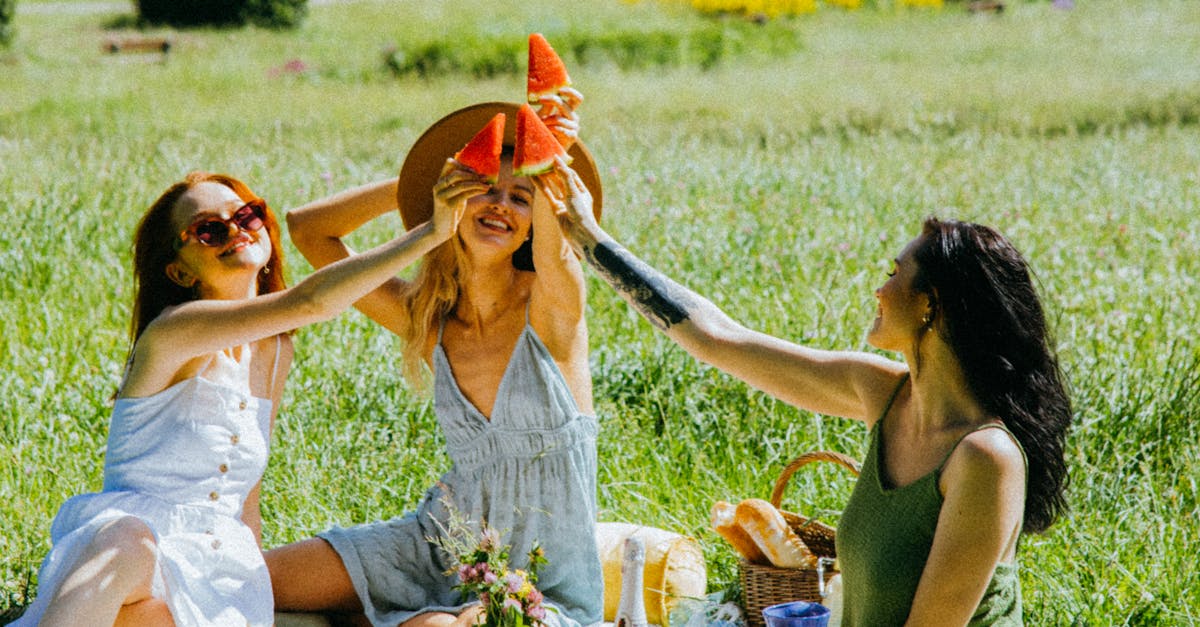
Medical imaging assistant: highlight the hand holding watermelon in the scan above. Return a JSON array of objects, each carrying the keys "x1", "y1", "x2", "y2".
[
  {"x1": 534, "y1": 87, "x2": 582, "y2": 150},
  {"x1": 535, "y1": 154, "x2": 596, "y2": 236},
  {"x1": 430, "y1": 158, "x2": 489, "y2": 240},
  {"x1": 527, "y1": 33, "x2": 581, "y2": 150}
]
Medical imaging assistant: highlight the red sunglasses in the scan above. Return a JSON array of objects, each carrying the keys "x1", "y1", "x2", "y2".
[{"x1": 176, "y1": 199, "x2": 267, "y2": 249}]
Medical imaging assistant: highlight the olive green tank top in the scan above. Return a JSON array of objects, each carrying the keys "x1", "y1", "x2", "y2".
[{"x1": 836, "y1": 374, "x2": 1024, "y2": 626}]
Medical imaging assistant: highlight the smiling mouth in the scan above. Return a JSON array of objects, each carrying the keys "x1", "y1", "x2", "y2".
[
  {"x1": 478, "y1": 216, "x2": 512, "y2": 232},
  {"x1": 220, "y1": 239, "x2": 251, "y2": 257}
]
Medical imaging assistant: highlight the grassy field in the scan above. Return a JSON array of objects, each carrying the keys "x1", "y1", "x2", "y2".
[{"x1": 3, "y1": 0, "x2": 1200, "y2": 623}]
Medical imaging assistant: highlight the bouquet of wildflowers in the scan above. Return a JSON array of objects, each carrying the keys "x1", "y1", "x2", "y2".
[{"x1": 431, "y1": 501, "x2": 555, "y2": 627}]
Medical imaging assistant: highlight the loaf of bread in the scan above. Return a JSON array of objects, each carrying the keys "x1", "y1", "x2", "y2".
[
  {"x1": 710, "y1": 500, "x2": 769, "y2": 565},
  {"x1": 734, "y1": 498, "x2": 816, "y2": 569}
]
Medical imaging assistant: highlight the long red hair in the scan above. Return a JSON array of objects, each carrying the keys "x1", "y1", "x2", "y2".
[{"x1": 128, "y1": 172, "x2": 288, "y2": 346}]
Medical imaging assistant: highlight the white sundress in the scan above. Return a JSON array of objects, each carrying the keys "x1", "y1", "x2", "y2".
[{"x1": 12, "y1": 343, "x2": 281, "y2": 626}]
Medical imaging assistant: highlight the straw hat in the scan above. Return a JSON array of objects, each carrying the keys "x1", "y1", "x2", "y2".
[{"x1": 397, "y1": 101, "x2": 603, "y2": 231}]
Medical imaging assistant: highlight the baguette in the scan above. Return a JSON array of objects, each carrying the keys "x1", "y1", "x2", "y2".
[
  {"x1": 734, "y1": 498, "x2": 817, "y2": 569},
  {"x1": 710, "y1": 500, "x2": 769, "y2": 565}
]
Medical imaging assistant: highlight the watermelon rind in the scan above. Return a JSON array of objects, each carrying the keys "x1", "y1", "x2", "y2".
[
  {"x1": 513, "y1": 159, "x2": 555, "y2": 178},
  {"x1": 512, "y1": 153, "x2": 573, "y2": 179}
]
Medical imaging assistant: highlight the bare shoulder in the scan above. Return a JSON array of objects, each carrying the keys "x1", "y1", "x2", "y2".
[
  {"x1": 946, "y1": 425, "x2": 1026, "y2": 486},
  {"x1": 856, "y1": 357, "x2": 911, "y2": 427}
]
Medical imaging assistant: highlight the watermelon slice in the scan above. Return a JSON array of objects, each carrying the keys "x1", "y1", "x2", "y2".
[
  {"x1": 526, "y1": 33, "x2": 571, "y2": 103},
  {"x1": 513, "y1": 103, "x2": 569, "y2": 178},
  {"x1": 453, "y1": 112, "x2": 506, "y2": 183}
]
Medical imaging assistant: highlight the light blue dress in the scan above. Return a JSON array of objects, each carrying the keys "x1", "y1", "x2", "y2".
[
  {"x1": 13, "y1": 343, "x2": 281, "y2": 627},
  {"x1": 319, "y1": 321, "x2": 603, "y2": 627}
]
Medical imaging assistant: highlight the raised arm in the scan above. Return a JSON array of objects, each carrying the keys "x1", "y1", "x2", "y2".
[
  {"x1": 538, "y1": 157, "x2": 905, "y2": 423},
  {"x1": 285, "y1": 177, "x2": 414, "y2": 334},
  {"x1": 128, "y1": 172, "x2": 480, "y2": 396},
  {"x1": 527, "y1": 87, "x2": 589, "y2": 364},
  {"x1": 527, "y1": 171, "x2": 587, "y2": 345}
]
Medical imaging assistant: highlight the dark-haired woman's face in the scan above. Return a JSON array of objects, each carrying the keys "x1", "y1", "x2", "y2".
[
  {"x1": 867, "y1": 235, "x2": 933, "y2": 352},
  {"x1": 167, "y1": 182, "x2": 272, "y2": 293}
]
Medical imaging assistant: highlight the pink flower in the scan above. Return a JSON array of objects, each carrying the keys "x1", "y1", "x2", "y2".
[
  {"x1": 483, "y1": 570, "x2": 499, "y2": 585},
  {"x1": 526, "y1": 588, "x2": 543, "y2": 606},
  {"x1": 480, "y1": 527, "x2": 502, "y2": 552},
  {"x1": 528, "y1": 605, "x2": 547, "y2": 621},
  {"x1": 503, "y1": 597, "x2": 522, "y2": 613},
  {"x1": 505, "y1": 571, "x2": 525, "y2": 593}
]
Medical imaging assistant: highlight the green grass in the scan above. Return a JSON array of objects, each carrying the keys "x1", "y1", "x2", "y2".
[{"x1": 3, "y1": 0, "x2": 1200, "y2": 623}]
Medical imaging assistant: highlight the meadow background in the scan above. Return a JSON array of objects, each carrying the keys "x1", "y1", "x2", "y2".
[{"x1": 3, "y1": 0, "x2": 1200, "y2": 623}]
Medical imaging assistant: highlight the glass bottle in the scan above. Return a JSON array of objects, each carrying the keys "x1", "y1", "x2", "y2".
[{"x1": 615, "y1": 535, "x2": 649, "y2": 627}]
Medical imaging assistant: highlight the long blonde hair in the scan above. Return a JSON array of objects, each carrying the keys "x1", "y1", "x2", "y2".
[{"x1": 397, "y1": 235, "x2": 470, "y2": 388}]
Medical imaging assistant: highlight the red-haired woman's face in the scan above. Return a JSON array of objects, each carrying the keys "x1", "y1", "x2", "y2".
[
  {"x1": 166, "y1": 181, "x2": 272, "y2": 294},
  {"x1": 867, "y1": 235, "x2": 934, "y2": 352}
]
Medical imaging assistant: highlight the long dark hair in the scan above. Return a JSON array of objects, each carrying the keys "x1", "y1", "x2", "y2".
[
  {"x1": 912, "y1": 217, "x2": 1071, "y2": 534},
  {"x1": 129, "y1": 172, "x2": 288, "y2": 345}
]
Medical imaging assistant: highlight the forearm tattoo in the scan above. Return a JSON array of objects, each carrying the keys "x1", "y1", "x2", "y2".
[{"x1": 586, "y1": 241, "x2": 698, "y2": 330}]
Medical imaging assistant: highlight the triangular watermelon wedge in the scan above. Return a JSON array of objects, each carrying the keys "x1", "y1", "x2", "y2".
[
  {"x1": 526, "y1": 33, "x2": 571, "y2": 103},
  {"x1": 453, "y1": 112, "x2": 506, "y2": 183},
  {"x1": 513, "y1": 103, "x2": 569, "y2": 178}
]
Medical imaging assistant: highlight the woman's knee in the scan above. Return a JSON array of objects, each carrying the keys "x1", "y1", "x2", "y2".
[{"x1": 90, "y1": 516, "x2": 158, "y2": 582}]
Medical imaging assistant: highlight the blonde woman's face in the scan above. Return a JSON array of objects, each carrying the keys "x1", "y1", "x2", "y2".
[{"x1": 460, "y1": 157, "x2": 536, "y2": 257}]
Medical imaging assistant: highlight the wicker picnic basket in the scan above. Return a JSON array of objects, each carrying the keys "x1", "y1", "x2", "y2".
[{"x1": 739, "y1": 450, "x2": 861, "y2": 627}]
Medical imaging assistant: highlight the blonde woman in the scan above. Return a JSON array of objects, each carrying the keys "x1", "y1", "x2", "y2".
[{"x1": 266, "y1": 100, "x2": 606, "y2": 627}]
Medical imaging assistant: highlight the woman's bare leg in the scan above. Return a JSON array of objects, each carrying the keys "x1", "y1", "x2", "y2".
[
  {"x1": 268, "y1": 538, "x2": 483, "y2": 627},
  {"x1": 40, "y1": 516, "x2": 167, "y2": 627},
  {"x1": 266, "y1": 537, "x2": 362, "y2": 613},
  {"x1": 401, "y1": 606, "x2": 482, "y2": 627},
  {"x1": 114, "y1": 597, "x2": 173, "y2": 627},
  {"x1": 401, "y1": 613, "x2": 457, "y2": 627}
]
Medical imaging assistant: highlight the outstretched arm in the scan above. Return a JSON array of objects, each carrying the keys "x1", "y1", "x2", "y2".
[
  {"x1": 127, "y1": 169, "x2": 480, "y2": 397},
  {"x1": 286, "y1": 177, "x2": 410, "y2": 334},
  {"x1": 537, "y1": 156, "x2": 906, "y2": 423}
]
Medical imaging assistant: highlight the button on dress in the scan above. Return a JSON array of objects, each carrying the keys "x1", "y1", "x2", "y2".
[{"x1": 14, "y1": 374, "x2": 275, "y2": 626}]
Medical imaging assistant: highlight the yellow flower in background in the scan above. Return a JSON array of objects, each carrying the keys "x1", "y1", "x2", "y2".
[
  {"x1": 663, "y1": 0, "x2": 906, "y2": 16},
  {"x1": 676, "y1": 0, "x2": 821, "y2": 15}
]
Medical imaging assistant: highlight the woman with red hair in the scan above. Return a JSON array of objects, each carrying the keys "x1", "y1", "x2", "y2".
[{"x1": 14, "y1": 170, "x2": 471, "y2": 627}]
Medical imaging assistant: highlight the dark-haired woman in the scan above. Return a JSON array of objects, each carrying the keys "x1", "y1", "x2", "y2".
[
  {"x1": 538, "y1": 157, "x2": 1071, "y2": 626},
  {"x1": 12, "y1": 171, "x2": 469, "y2": 627}
]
